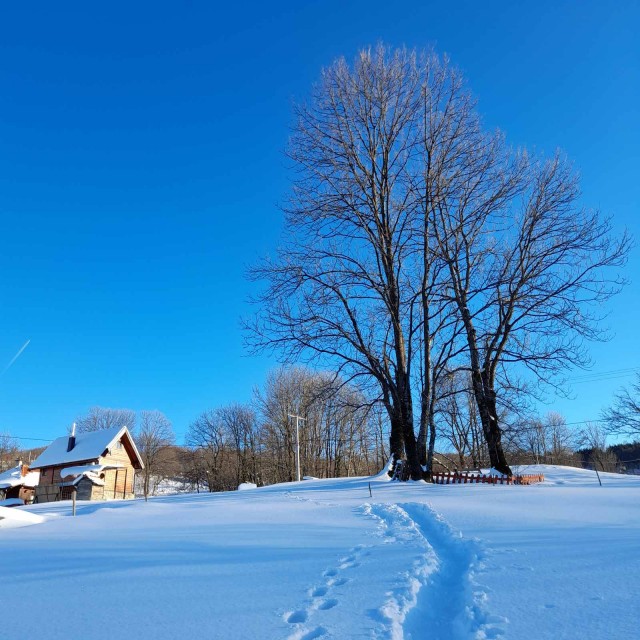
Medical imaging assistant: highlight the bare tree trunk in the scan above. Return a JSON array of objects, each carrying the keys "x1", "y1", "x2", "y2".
[
  {"x1": 463, "y1": 313, "x2": 511, "y2": 475},
  {"x1": 400, "y1": 398, "x2": 422, "y2": 480},
  {"x1": 427, "y1": 414, "x2": 437, "y2": 477},
  {"x1": 388, "y1": 411, "x2": 405, "y2": 468}
]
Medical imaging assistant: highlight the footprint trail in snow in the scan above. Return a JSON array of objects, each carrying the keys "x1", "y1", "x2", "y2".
[
  {"x1": 282, "y1": 498, "x2": 503, "y2": 640},
  {"x1": 283, "y1": 542, "x2": 370, "y2": 640}
]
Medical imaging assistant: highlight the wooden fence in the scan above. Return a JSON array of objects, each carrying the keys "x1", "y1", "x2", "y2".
[{"x1": 431, "y1": 471, "x2": 545, "y2": 485}]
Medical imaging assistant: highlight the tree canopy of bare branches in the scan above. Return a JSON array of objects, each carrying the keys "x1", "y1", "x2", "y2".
[
  {"x1": 75, "y1": 406, "x2": 136, "y2": 433},
  {"x1": 0, "y1": 432, "x2": 19, "y2": 472},
  {"x1": 602, "y1": 373, "x2": 640, "y2": 440},
  {"x1": 248, "y1": 44, "x2": 629, "y2": 478},
  {"x1": 185, "y1": 408, "x2": 230, "y2": 491},
  {"x1": 255, "y1": 367, "x2": 383, "y2": 483},
  {"x1": 137, "y1": 410, "x2": 175, "y2": 500}
]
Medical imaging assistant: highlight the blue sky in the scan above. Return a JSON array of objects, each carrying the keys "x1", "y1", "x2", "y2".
[{"x1": 0, "y1": 1, "x2": 638, "y2": 445}]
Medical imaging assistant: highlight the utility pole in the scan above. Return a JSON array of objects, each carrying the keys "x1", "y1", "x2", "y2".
[{"x1": 287, "y1": 414, "x2": 305, "y2": 482}]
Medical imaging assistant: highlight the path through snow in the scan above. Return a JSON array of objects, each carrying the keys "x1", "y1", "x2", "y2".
[{"x1": 282, "y1": 492, "x2": 495, "y2": 640}]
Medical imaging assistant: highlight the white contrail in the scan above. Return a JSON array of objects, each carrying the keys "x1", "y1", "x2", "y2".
[{"x1": 2, "y1": 339, "x2": 31, "y2": 376}]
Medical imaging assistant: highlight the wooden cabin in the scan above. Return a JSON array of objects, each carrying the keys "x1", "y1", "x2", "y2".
[
  {"x1": 0, "y1": 463, "x2": 40, "y2": 504},
  {"x1": 30, "y1": 426, "x2": 144, "y2": 503}
]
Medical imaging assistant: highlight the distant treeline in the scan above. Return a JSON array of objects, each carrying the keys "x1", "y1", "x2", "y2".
[{"x1": 3, "y1": 367, "x2": 639, "y2": 494}]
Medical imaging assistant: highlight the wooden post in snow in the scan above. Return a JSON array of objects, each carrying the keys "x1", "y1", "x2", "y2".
[{"x1": 594, "y1": 465, "x2": 602, "y2": 487}]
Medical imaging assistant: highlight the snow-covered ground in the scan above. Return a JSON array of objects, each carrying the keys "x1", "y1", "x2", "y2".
[{"x1": 1, "y1": 465, "x2": 638, "y2": 639}]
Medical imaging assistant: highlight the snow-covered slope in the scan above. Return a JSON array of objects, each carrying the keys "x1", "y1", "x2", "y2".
[{"x1": 1, "y1": 465, "x2": 638, "y2": 639}]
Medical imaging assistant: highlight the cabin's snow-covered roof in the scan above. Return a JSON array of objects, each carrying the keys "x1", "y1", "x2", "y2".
[
  {"x1": 30, "y1": 426, "x2": 138, "y2": 469},
  {"x1": 0, "y1": 465, "x2": 40, "y2": 489}
]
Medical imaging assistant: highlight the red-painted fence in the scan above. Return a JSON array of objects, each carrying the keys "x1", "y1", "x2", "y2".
[{"x1": 431, "y1": 472, "x2": 544, "y2": 485}]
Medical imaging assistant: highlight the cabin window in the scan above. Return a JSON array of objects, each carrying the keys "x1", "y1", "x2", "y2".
[{"x1": 116, "y1": 441, "x2": 123, "y2": 449}]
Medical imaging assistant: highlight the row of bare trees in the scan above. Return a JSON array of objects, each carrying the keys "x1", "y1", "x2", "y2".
[
  {"x1": 435, "y1": 400, "x2": 621, "y2": 474},
  {"x1": 183, "y1": 367, "x2": 387, "y2": 491},
  {"x1": 5, "y1": 362, "x2": 635, "y2": 497},
  {"x1": 0, "y1": 432, "x2": 20, "y2": 472},
  {"x1": 248, "y1": 45, "x2": 629, "y2": 478},
  {"x1": 1, "y1": 368, "x2": 387, "y2": 497}
]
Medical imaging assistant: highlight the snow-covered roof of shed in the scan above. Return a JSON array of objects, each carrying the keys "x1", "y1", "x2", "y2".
[
  {"x1": 0, "y1": 465, "x2": 40, "y2": 489},
  {"x1": 30, "y1": 426, "x2": 142, "y2": 469},
  {"x1": 60, "y1": 463, "x2": 123, "y2": 478},
  {"x1": 59, "y1": 473, "x2": 105, "y2": 487}
]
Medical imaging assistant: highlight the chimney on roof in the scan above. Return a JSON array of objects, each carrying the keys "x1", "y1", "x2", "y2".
[{"x1": 67, "y1": 422, "x2": 76, "y2": 452}]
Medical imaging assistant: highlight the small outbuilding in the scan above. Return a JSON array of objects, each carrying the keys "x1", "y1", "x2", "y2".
[
  {"x1": 0, "y1": 463, "x2": 40, "y2": 504},
  {"x1": 30, "y1": 425, "x2": 144, "y2": 503}
]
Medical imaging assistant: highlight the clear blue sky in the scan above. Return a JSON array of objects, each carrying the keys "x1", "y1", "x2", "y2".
[{"x1": 1, "y1": 1, "x2": 638, "y2": 445}]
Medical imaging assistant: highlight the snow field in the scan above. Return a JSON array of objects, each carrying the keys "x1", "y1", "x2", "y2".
[{"x1": 0, "y1": 465, "x2": 638, "y2": 639}]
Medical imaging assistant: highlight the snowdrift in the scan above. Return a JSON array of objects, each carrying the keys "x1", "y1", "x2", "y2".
[{"x1": 0, "y1": 505, "x2": 45, "y2": 529}]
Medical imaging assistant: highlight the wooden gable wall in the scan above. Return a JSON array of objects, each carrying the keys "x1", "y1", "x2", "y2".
[{"x1": 99, "y1": 437, "x2": 137, "y2": 499}]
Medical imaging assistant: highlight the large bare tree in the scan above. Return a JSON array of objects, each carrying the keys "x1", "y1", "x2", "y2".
[{"x1": 249, "y1": 45, "x2": 629, "y2": 478}]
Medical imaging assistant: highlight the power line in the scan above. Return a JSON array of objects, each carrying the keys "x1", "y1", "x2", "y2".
[
  {"x1": 569, "y1": 366, "x2": 640, "y2": 383},
  {"x1": 563, "y1": 419, "x2": 606, "y2": 426},
  {"x1": 3, "y1": 435, "x2": 52, "y2": 443}
]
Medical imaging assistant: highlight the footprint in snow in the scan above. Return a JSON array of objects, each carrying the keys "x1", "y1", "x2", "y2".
[
  {"x1": 317, "y1": 598, "x2": 338, "y2": 611},
  {"x1": 286, "y1": 610, "x2": 308, "y2": 624},
  {"x1": 310, "y1": 586, "x2": 328, "y2": 598},
  {"x1": 482, "y1": 627, "x2": 503, "y2": 640},
  {"x1": 299, "y1": 627, "x2": 327, "y2": 640},
  {"x1": 323, "y1": 568, "x2": 338, "y2": 577}
]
